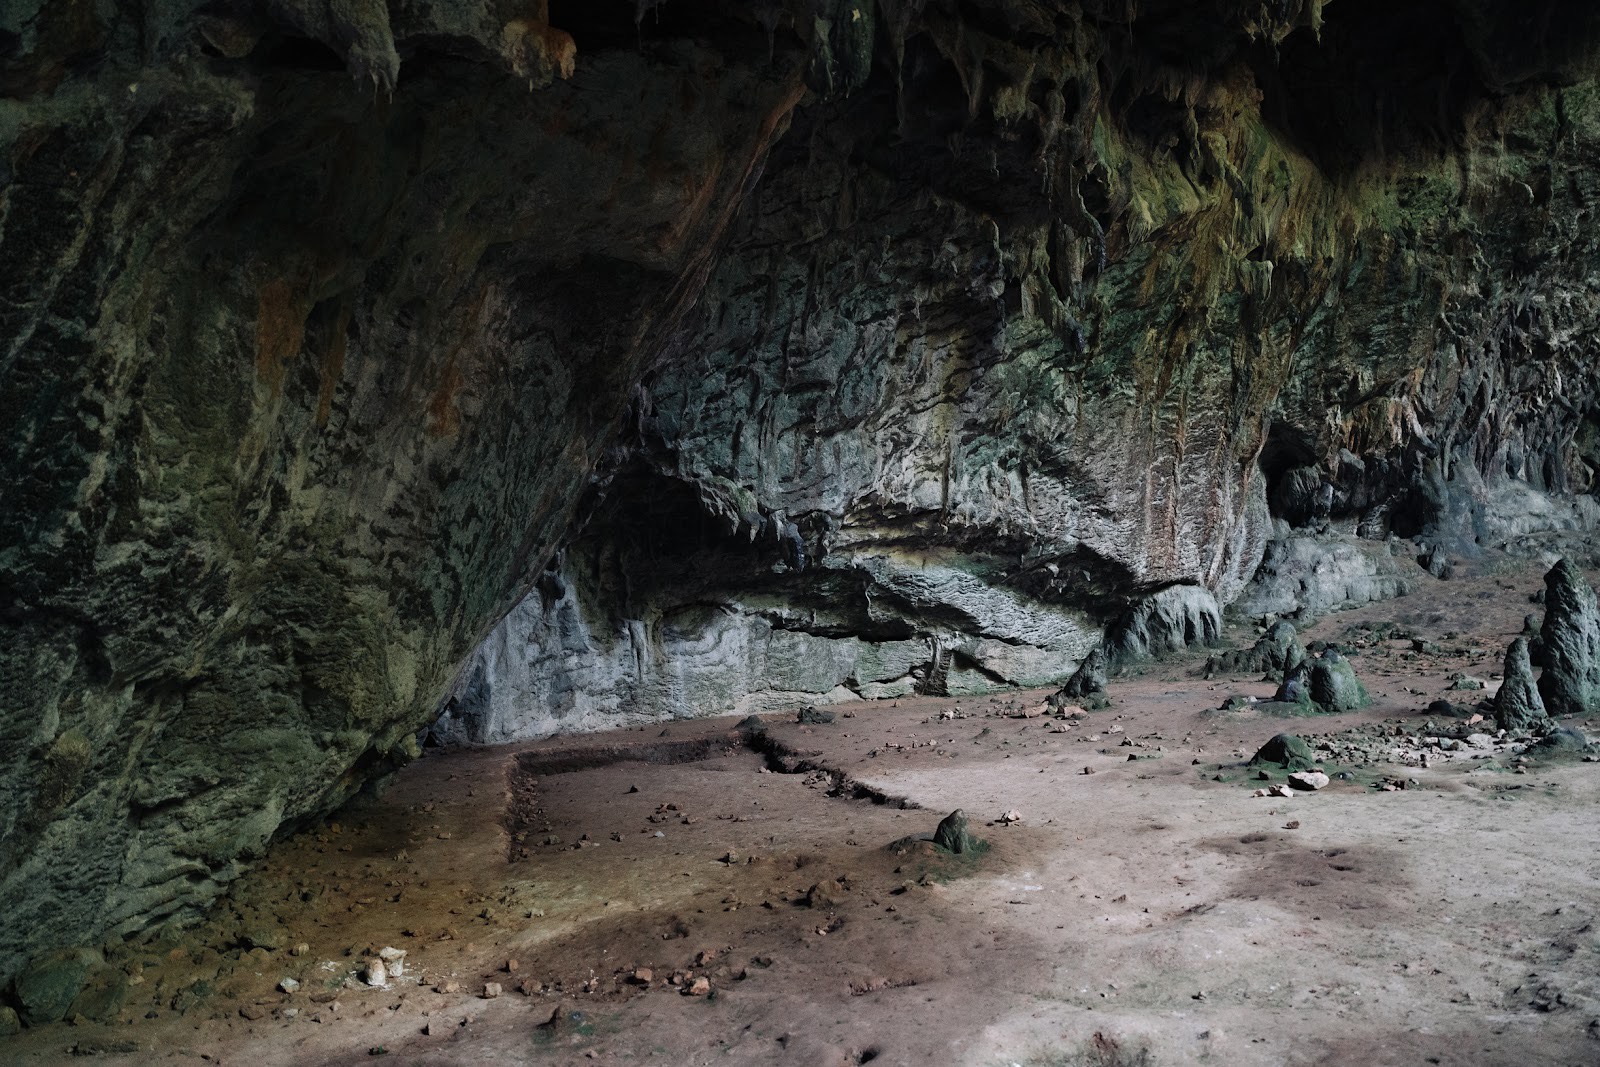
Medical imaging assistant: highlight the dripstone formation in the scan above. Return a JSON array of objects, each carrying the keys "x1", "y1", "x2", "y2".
[
  {"x1": 1495, "y1": 636, "x2": 1551, "y2": 736},
  {"x1": 1537, "y1": 559, "x2": 1600, "y2": 716},
  {"x1": 7, "y1": 0, "x2": 1600, "y2": 995}
]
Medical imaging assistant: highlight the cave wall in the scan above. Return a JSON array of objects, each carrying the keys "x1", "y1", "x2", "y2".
[
  {"x1": 0, "y1": 0, "x2": 812, "y2": 987},
  {"x1": 6, "y1": 0, "x2": 1600, "y2": 991},
  {"x1": 457, "y1": 0, "x2": 1600, "y2": 734}
]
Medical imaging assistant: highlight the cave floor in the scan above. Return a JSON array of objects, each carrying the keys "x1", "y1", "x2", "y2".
[{"x1": 10, "y1": 559, "x2": 1600, "y2": 1066}]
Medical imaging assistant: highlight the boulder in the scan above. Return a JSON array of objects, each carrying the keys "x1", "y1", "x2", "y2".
[
  {"x1": 1050, "y1": 647, "x2": 1108, "y2": 704},
  {"x1": 932, "y1": 810, "x2": 974, "y2": 855},
  {"x1": 1275, "y1": 664, "x2": 1311, "y2": 705},
  {"x1": 1309, "y1": 650, "x2": 1369, "y2": 712},
  {"x1": 1249, "y1": 734, "x2": 1319, "y2": 772},
  {"x1": 1419, "y1": 544, "x2": 1454, "y2": 579},
  {"x1": 1537, "y1": 559, "x2": 1600, "y2": 716},
  {"x1": 1495, "y1": 637, "x2": 1551, "y2": 736},
  {"x1": 1534, "y1": 726, "x2": 1593, "y2": 753},
  {"x1": 1287, "y1": 770, "x2": 1330, "y2": 790},
  {"x1": 14, "y1": 947, "x2": 101, "y2": 1027},
  {"x1": 804, "y1": 879, "x2": 849, "y2": 908},
  {"x1": 1206, "y1": 621, "x2": 1306, "y2": 681},
  {"x1": 67, "y1": 966, "x2": 130, "y2": 1024}
]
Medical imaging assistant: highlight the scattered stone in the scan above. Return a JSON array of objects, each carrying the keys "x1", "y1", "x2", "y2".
[
  {"x1": 1287, "y1": 770, "x2": 1330, "y2": 791},
  {"x1": 1249, "y1": 734, "x2": 1318, "y2": 772},
  {"x1": 434, "y1": 980, "x2": 461, "y2": 994},
  {"x1": 1496, "y1": 637, "x2": 1552, "y2": 736},
  {"x1": 378, "y1": 946, "x2": 407, "y2": 977},
  {"x1": 504, "y1": 958, "x2": 519, "y2": 973},
  {"x1": 0, "y1": 1006, "x2": 20, "y2": 1037},
  {"x1": 997, "y1": 810, "x2": 1022, "y2": 825},
  {"x1": 363, "y1": 958, "x2": 388, "y2": 988},
  {"x1": 798, "y1": 707, "x2": 836, "y2": 725},
  {"x1": 932, "y1": 809, "x2": 974, "y2": 855},
  {"x1": 631, "y1": 967, "x2": 653, "y2": 984},
  {"x1": 804, "y1": 879, "x2": 849, "y2": 909},
  {"x1": 687, "y1": 977, "x2": 711, "y2": 996},
  {"x1": 1448, "y1": 675, "x2": 1485, "y2": 691},
  {"x1": 482, "y1": 982, "x2": 503, "y2": 999},
  {"x1": 290, "y1": 943, "x2": 310, "y2": 957},
  {"x1": 279, "y1": 978, "x2": 301, "y2": 994},
  {"x1": 1538, "y1": 559, "x2": 1600, "y2": 716}
]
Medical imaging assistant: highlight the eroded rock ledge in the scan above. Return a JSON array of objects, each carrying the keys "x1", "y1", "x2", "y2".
[{"x1": 5, "y1": 0, "x2": 1600, "y2": 990}]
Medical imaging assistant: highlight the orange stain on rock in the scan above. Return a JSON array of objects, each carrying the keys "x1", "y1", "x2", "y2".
[
  {"x1": 316, "y1": 303, "x2": 350, "y2": 426},
  {"x1": 427, "y1": 358, "x2": 465, "y2": 438},
  {"x1": 256, "y1": 279, "x2": 307, "y2": 398}
]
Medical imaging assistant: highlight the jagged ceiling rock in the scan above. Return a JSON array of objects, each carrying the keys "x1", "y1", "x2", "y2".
[{"x1": 5, "y1": 0, "x2": 1600, "y2": 992}]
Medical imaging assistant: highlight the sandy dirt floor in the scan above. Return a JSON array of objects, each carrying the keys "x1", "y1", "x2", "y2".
[{"x1": 6, "y1": 555, "x2": 1600, "y2": 1066}]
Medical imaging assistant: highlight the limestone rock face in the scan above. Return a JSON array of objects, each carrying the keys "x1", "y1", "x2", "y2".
[
  {"x1": 1496, "y1": 637, "x2": 1551, "y2": 736},
  {"x1": 9, "y1": 0, "x2": 1600, "y2": 988},
  {"x1": 0, "y1": 0, "x2": 812, "y2": 985},
  {"x1": 1537, "y1": 560, "x2": 1600, "y2": 716}
]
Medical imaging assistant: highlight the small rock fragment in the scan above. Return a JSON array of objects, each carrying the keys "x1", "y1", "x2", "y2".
[
  {"x1": 482, "y1": 982, "x2": 502, "y2": 999},
  {"x1": 377, "y1": 947, "x2": 407, "y2": 977},
  {"x1": 363, "y1": 959, "x2": 387, "y2": 988}
]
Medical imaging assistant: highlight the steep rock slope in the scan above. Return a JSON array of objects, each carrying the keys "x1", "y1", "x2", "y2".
[{"x1": 5, "y1": 0, "x2": 1600, "y2": 992}]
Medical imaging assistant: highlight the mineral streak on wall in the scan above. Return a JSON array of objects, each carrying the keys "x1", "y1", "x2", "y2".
[{"x1": 4, "y1": 0, "x2": 1600, "y2": 987}]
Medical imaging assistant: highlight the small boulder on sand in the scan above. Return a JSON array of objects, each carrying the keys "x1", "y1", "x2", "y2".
[
  {"x1": 933, "y1": 810, "x2": 974, "y2": 855},
  {"x1": 1248, "y1": 734, "x2": 1318, "y2": 772}
]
